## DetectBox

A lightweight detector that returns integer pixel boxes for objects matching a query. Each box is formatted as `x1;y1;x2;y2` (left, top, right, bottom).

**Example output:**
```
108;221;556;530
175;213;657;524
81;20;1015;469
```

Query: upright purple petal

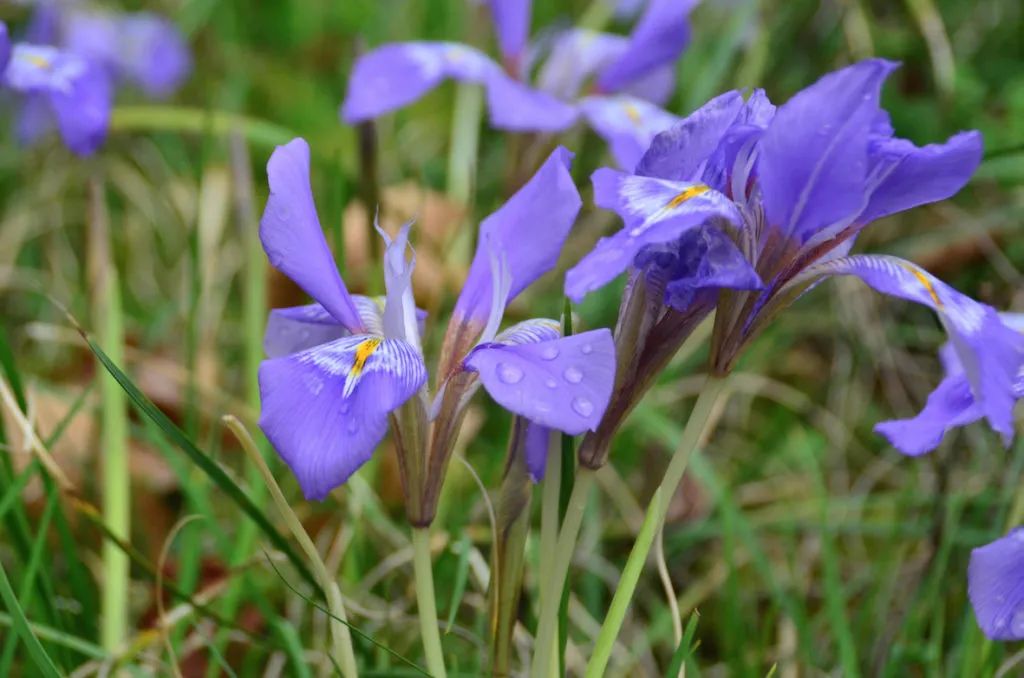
579;95;679;170
260;138;365;333
464;329;616;435
486;73;579;132
341;42;497;123
454;147;581;325
119;13;191;98
800;254;1024;445
259;334;427;499
968;528;1024;641
758;59;898;244
635;90;744;181
595;0;697;94
25;3;60;44
524;421;553;482
63;11;120;70
859;131;982;223
565;169;741;301
487;0;531;67
535;29;627;100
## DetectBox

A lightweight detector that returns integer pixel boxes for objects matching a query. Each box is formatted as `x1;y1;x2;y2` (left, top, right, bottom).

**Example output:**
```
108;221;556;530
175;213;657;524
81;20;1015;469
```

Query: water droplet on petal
346;419;359;434
497;362;524;384
541;346;559;361
572;396;594;417
545;378;558;389
339;401;350;414
563;366;583;384
580;343;593;355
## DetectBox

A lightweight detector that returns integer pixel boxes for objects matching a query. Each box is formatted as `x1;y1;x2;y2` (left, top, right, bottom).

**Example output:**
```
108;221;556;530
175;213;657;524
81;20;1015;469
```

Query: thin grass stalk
446;83;483;206
412;527;447;678
223;416;358;677
88;177;130;652
585;376;727;677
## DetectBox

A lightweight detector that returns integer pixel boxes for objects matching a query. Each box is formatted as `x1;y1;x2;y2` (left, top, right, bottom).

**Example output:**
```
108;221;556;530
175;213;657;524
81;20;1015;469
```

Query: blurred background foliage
0;0;1022;675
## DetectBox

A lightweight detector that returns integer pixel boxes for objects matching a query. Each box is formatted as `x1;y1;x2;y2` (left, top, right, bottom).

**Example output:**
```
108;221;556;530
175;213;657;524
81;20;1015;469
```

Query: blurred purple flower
257;139;615;503
341;0;698;168
1;41;112;155
969;527;1024;640
568;59;995;464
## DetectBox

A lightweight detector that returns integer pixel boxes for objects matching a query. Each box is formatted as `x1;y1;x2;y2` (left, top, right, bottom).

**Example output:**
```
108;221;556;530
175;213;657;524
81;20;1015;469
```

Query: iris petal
524;421;554;482
596;0;696;94
579;95;679;170
969;528;1024;640
486;0;531;65
258;334;427;499
263;298;385;359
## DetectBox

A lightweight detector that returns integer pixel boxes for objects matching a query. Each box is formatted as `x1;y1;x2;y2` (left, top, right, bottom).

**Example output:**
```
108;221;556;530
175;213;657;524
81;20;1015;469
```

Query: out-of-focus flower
258;139;615;515
969;527;1024;640
341;0;698;169
0;23;10;72
1;40;112;155
567;59;994;466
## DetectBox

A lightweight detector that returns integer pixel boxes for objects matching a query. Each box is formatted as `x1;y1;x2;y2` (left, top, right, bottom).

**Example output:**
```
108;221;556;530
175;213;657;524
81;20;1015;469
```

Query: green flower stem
585;376;727;677
530;468;596;677
224;416;358;677
109;105;295;150
446;83;484;205
412;527;447;678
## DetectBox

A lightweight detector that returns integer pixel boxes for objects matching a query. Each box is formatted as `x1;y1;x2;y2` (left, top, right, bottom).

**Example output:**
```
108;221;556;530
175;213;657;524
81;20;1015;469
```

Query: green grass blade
0;558;62;678
110;106;296;149
271;618;314;678
445;533;473;632
664;613;700;678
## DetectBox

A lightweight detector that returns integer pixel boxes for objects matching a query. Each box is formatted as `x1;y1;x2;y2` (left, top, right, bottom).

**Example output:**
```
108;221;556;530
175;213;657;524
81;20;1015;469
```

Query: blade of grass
110;106;295;149
271;618;314;678
664;613;700;678
0;558;61;678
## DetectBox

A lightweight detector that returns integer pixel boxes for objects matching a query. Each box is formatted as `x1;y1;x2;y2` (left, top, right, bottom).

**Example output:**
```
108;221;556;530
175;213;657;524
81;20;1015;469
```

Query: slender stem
446;83;484;205
538;436;562;592
585;377;727;678
224;416;358;677
412;528;447;678
530;468;596;677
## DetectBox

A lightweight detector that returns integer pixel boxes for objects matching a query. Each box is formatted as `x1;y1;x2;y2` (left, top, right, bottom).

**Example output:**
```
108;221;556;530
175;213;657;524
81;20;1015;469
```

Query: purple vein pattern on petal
454;147;581;324
263;297;385;359
635;90;744;181
341;42;497;123
860;131;982;223
487;0;531;66
465;328;615;435
969;528;1024;641
758;59;897;244
524;421;553;482
565;169;741;301
486;73;579;132
802;254;1024;445
495;318;562;345
596;0;697;93
579;95;679;170
260;138;365;333
258;334;427;499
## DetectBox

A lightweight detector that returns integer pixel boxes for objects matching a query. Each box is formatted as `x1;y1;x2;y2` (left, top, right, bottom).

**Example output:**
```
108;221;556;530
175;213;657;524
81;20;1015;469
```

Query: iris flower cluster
257;139;615;524
0;3;189;156
342;0;697;169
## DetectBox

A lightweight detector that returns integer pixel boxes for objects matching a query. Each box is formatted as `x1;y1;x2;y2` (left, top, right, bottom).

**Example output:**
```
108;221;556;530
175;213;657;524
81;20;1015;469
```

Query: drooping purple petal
524;421;553;482
119;13;191;98
487;0;531;67
619;63;675;106
635;90;744;181
968;528;1024;641
635;224;762;310
565;169;741;301
454;147;581;325
758;59;898;244
25;3;60;44
859;131;982;223
260;138;365;333
341;42;498;123
464;328;616;435
873;372;983;456
595;0;697;94
486;72;579;132
579;94;679;170
258;334;427;499
800;254;1024;445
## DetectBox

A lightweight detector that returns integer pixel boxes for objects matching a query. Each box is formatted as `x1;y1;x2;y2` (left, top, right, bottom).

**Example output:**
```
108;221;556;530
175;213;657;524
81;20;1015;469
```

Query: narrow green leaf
445;534;473;632
271;618;314;678
664;613;700;678
0;559;61;678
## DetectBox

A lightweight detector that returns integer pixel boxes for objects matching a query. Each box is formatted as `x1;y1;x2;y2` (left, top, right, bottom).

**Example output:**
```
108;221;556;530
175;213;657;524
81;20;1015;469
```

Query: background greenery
0;0;1022;674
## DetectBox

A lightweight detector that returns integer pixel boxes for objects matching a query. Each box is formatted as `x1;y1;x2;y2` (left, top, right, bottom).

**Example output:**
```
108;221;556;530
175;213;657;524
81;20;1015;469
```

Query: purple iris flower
257;139;615;505
567;59;1003;462
969;527;1024;640
0;37;112;156
341;0;697;169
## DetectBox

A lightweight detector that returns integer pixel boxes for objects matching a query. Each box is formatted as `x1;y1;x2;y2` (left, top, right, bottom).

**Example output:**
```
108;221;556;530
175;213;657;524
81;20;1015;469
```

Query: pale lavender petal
860;131;982;223
495;318;561;345
454;147;581;324
119;13;191;98
16;95;53;147
260;138;365;333
565;169;740;300
377;221;422;348
0;22;10;73
619;63;675;106
758;59;898;244
874;373;983;456
801;254;1024;444
524;421;553;482
264;305;351;359
968;528;1024;641
535;28;627;100
579;95;679;170
486;73;578;132
464;329;616;434
635;90;744;181
47;57;111;156
258;334;427;499
596;0;697;93
63;11;119;70
341;42;497;123
487;0;531;65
